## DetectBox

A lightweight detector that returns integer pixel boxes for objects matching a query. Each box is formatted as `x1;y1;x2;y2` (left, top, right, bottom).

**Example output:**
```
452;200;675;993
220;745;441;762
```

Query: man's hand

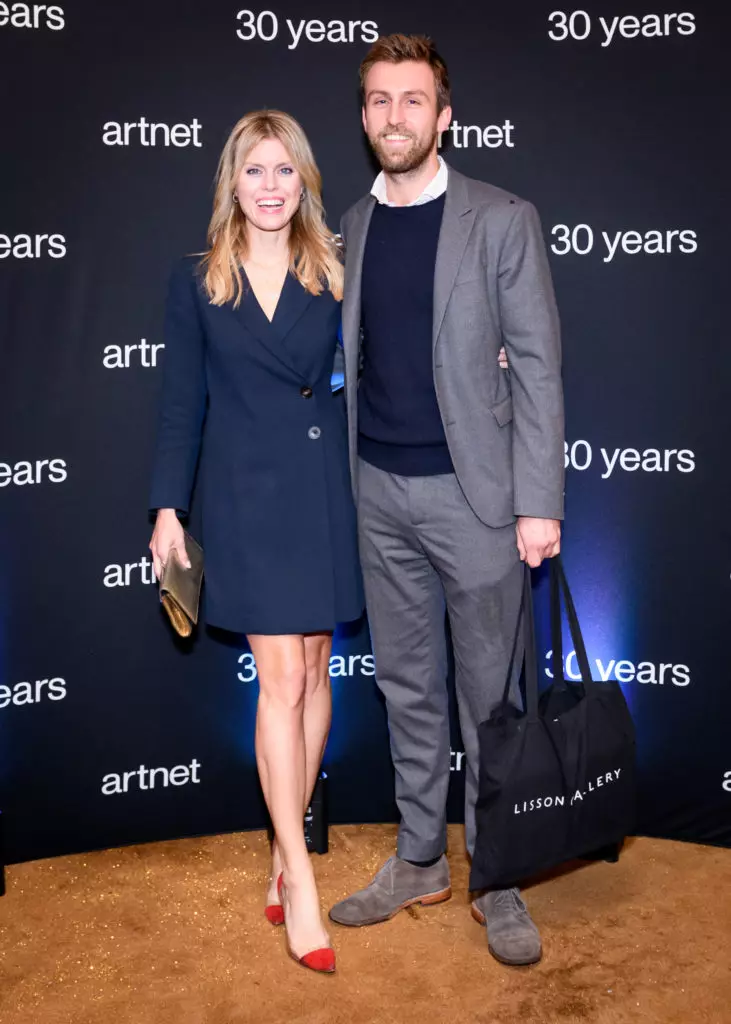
516;517;561;568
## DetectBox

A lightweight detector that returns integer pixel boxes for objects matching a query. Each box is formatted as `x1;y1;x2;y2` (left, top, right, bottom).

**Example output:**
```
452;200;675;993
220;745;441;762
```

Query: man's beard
368;124;438;175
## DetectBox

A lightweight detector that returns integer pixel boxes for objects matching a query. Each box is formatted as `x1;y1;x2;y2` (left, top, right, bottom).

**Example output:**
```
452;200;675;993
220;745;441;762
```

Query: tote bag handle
500;564;540;720
500;558;597;724
550;556;596;692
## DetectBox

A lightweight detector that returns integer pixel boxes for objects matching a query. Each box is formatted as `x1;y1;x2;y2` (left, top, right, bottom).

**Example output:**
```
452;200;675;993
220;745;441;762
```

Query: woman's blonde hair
201;110;343;306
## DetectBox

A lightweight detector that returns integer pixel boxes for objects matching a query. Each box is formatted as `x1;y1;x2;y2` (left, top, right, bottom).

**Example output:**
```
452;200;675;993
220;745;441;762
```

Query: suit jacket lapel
342;196;376;379
433;169;476;348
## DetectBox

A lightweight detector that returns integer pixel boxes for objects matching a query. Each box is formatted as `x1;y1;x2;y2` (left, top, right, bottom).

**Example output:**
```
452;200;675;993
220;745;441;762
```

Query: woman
148;111;363;974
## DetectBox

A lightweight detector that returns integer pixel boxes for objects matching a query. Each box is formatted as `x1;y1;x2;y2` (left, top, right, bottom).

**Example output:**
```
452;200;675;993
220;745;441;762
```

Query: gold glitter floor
0;825;729;1024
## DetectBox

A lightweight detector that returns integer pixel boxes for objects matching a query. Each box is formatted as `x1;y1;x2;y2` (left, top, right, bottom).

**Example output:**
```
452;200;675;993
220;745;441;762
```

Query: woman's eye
279;167;294;175
246;167;261;175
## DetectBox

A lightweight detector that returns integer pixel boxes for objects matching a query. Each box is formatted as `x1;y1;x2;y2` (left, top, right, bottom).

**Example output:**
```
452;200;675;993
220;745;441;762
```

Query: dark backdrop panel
0;1;729;862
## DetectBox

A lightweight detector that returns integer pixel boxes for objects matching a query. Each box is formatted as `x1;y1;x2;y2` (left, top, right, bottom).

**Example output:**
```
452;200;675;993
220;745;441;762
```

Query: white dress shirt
370;155;448;207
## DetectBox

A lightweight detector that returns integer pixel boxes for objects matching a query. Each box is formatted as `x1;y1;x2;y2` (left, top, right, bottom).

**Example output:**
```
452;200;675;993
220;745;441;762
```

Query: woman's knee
249;636;308;710
258;660;307;709
304;637;331;697
305;667;330;700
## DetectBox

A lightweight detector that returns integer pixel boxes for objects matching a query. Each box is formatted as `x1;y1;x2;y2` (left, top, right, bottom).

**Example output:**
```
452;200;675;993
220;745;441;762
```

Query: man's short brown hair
359;34;451;113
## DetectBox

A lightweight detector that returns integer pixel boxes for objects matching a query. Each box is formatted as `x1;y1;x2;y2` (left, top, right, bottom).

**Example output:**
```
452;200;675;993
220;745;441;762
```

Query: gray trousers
357;459;523;861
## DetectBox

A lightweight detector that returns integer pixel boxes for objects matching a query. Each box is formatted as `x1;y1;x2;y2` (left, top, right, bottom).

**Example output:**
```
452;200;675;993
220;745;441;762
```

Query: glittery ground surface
0;826;729;1024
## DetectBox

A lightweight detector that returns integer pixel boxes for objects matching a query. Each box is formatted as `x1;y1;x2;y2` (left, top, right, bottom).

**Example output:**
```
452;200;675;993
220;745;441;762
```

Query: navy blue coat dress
149;257;364;634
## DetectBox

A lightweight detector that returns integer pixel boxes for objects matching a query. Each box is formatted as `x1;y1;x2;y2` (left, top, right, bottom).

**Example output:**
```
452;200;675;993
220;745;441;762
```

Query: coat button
307;426;321;440
300;385;313;398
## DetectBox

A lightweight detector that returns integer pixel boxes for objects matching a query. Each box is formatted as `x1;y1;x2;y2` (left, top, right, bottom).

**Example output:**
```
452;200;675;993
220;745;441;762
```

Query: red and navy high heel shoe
277;873;336;974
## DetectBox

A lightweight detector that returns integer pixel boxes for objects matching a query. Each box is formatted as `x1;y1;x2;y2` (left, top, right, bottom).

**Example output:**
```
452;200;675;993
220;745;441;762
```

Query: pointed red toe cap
264;904;285;926
299;948;336;973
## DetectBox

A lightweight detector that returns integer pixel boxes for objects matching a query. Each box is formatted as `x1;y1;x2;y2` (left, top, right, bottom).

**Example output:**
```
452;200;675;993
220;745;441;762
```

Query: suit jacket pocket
490;394;513;427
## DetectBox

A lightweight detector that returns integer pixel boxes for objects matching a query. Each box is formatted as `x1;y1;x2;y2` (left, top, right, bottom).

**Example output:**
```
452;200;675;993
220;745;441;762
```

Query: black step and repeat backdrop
1;1;729;863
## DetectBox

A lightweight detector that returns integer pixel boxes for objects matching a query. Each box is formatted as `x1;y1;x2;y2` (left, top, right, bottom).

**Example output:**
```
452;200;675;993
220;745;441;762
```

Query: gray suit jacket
340;165;565;527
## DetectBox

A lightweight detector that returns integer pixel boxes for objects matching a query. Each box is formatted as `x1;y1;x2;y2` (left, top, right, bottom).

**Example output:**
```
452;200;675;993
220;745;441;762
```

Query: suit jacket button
307;426;321;440
300;386;313;398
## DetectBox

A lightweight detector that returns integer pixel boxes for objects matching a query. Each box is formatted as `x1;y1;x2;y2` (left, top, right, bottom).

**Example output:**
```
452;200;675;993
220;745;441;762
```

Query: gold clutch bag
159;531;204;638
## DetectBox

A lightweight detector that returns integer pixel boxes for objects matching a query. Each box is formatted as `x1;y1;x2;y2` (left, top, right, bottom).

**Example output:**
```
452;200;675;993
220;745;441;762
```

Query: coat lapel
274;270;315;346
230;270;312;380
433;169;476;348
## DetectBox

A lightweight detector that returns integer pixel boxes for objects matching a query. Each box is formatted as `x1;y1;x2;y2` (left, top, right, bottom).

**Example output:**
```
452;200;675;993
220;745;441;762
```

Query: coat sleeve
148;260;208;514
497;201;565;520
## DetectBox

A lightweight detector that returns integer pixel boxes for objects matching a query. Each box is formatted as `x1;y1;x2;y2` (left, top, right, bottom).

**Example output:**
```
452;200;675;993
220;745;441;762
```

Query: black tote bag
470;557;636;891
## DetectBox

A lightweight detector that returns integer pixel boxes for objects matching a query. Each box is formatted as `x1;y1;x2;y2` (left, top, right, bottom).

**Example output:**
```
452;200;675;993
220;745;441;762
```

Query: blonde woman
149;111;363;973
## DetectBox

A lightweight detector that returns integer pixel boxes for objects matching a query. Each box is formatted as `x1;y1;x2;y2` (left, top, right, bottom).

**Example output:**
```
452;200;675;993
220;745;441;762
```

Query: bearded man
329;33;565;967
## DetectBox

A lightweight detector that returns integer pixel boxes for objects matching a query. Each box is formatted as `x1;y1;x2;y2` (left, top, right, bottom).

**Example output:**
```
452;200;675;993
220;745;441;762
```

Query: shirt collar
370;156;448;207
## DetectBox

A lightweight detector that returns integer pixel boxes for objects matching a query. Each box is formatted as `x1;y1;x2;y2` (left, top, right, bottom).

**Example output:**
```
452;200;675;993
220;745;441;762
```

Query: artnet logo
0;676;67;708
0;458;67;487
103;338;164;369
103;556;156;588
235;10;378;49
438;120;515;150
547;650;690;687
723;772;731;794
450;750;466;772
0;3;64;29
102;118;202;148
0;233;66;258
101;759;201;795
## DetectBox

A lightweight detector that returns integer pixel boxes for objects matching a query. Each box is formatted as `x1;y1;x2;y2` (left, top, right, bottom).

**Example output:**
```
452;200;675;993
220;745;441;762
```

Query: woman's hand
149;509;190;579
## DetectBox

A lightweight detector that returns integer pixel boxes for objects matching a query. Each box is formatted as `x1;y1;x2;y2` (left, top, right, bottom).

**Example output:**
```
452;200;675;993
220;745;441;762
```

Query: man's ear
362;107;368;133
437;105;453;136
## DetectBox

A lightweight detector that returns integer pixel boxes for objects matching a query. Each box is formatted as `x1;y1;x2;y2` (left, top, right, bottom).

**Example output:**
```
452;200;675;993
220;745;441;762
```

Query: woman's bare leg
266;632;332;904
250;633;330;955
302;631;333;800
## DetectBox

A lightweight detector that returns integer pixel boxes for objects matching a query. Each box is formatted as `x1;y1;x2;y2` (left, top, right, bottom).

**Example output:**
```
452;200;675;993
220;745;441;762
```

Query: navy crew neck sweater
358;194;453;476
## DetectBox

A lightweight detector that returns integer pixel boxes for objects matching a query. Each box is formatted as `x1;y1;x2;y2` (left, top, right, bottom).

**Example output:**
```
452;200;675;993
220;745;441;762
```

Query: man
329;34;564;966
